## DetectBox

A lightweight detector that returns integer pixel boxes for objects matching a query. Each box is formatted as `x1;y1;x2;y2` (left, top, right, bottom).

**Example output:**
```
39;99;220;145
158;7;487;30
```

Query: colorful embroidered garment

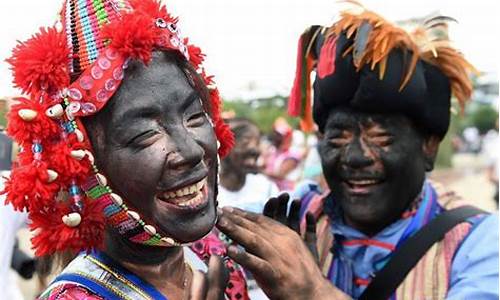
39;251;169;300
297;181;498;299
190;231;250;300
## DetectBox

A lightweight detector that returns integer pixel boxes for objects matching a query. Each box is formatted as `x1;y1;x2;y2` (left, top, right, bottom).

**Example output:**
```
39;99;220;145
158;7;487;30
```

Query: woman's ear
422;135;441;172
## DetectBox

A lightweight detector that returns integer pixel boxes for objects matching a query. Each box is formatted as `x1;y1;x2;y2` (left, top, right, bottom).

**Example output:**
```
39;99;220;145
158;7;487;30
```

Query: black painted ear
422;135;441;171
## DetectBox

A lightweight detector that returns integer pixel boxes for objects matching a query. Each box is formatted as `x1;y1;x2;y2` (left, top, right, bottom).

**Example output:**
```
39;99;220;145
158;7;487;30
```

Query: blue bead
69;185;80;196
31;143;43;153
64;122;75;133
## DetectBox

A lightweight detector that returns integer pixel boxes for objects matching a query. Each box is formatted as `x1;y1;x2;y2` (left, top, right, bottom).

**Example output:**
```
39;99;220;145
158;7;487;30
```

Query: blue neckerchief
325;181;443;298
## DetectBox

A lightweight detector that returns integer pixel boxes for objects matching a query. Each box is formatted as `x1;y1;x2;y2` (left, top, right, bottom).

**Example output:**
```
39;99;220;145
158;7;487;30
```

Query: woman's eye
187;112;206;127
128;130;159;147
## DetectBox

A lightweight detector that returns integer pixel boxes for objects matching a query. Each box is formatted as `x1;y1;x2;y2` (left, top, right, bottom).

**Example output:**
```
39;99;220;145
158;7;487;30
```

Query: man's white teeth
349;179;378;186
161;178;206;200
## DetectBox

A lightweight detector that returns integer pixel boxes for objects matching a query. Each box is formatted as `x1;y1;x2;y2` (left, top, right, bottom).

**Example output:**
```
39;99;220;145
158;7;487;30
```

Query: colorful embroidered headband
3;0;234;257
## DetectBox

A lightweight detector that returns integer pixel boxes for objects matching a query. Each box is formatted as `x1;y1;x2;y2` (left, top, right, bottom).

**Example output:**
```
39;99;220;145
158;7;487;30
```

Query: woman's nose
166;136;205;171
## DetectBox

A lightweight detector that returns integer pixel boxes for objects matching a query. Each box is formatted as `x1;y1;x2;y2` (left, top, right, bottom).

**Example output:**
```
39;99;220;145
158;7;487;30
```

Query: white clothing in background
218;174;279;213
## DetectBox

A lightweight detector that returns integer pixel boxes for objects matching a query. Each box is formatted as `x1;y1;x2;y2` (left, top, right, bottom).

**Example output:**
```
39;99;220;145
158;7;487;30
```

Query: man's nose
343;138;374;169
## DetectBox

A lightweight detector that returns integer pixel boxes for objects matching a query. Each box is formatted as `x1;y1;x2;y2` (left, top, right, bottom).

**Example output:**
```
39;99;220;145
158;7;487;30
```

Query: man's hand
216;207;350;300
263;193;319;262
189;255;229;300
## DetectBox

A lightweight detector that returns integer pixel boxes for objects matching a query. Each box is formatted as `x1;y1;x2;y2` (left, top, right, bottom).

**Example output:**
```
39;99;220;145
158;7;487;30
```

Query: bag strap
359;205;486;300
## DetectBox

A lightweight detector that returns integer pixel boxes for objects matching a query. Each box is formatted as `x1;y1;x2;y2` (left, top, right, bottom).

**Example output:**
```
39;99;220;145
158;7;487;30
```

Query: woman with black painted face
5;1;236;299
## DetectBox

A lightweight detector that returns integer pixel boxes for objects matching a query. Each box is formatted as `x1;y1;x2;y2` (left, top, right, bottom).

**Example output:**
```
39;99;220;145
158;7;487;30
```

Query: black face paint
84;52;218;244
224;124;261;175
318;107;429;235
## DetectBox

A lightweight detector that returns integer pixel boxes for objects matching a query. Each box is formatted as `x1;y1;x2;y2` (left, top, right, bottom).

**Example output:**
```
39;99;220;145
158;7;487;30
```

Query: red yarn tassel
289;33;316;132
288;35;306;117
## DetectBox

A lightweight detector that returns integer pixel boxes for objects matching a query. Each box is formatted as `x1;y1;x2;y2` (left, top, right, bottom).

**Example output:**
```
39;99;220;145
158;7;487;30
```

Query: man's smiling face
318;107;438;235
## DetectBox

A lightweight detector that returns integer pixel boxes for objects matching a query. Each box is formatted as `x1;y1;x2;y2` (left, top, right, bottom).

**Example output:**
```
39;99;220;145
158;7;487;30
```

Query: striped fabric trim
342;239;396;251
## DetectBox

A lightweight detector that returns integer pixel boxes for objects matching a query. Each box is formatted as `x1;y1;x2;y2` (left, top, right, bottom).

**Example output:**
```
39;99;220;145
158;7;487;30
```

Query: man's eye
187;112;206;127
369;135;394;147
327;130;351;146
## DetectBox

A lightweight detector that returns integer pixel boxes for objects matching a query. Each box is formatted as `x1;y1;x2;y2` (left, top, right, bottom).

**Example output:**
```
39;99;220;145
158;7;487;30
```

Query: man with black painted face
218;118;279;213
216;5;499;300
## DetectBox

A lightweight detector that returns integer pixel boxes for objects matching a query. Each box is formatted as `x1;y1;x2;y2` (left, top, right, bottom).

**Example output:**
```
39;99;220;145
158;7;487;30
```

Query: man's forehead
325;108;410;129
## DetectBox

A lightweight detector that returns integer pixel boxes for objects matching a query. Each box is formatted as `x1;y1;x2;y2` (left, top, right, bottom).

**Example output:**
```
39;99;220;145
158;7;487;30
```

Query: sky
0;0;498;100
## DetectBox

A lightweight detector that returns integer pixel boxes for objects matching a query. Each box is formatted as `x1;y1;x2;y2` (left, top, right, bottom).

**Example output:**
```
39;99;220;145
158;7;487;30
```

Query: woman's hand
189;255;229;300
216;206;350;300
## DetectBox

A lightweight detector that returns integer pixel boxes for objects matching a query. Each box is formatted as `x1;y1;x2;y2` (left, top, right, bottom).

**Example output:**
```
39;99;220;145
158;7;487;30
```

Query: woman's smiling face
84;52;218;243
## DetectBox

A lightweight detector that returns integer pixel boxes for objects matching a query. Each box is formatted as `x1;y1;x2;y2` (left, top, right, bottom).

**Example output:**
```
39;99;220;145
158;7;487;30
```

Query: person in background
0;131;35;299
263;118;302;191
482;120;499;206
219;118;279;213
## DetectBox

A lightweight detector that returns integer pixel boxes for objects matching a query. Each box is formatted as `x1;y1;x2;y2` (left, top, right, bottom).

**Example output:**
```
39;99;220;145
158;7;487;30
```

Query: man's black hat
289;6;476;139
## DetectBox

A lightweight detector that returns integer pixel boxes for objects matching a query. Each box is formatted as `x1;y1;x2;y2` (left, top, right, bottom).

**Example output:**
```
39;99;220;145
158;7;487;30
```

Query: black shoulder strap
359;205;486;300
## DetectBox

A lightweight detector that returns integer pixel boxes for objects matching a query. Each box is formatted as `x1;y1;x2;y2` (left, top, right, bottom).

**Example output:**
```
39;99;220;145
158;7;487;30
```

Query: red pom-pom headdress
4;0;234;256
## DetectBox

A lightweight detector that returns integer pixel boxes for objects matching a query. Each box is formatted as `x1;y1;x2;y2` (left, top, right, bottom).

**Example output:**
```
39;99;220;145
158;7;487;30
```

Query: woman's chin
157;205;217;243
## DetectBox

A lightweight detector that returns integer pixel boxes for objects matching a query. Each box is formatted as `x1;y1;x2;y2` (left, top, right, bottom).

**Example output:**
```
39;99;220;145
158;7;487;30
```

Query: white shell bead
70;150;86;160
110;193;123;206
161;237;177;246
144;225;156;235
127;210;141;221
62;212;82;227
96;173;107;186
18;109;37;121
47;169;58;182
85;150;94;164
74;129;85;143
45;104;64;118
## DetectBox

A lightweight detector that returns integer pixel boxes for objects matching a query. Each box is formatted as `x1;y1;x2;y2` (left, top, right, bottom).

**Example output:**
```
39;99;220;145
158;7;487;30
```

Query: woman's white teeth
178;193;203;207
161;178;206;200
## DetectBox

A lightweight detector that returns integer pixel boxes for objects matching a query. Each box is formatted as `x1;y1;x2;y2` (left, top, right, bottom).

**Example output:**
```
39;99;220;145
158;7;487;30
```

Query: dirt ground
14;153;499;299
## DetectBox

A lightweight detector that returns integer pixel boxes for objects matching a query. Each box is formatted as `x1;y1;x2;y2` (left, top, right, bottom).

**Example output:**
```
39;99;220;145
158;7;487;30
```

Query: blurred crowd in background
0;74;497;297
